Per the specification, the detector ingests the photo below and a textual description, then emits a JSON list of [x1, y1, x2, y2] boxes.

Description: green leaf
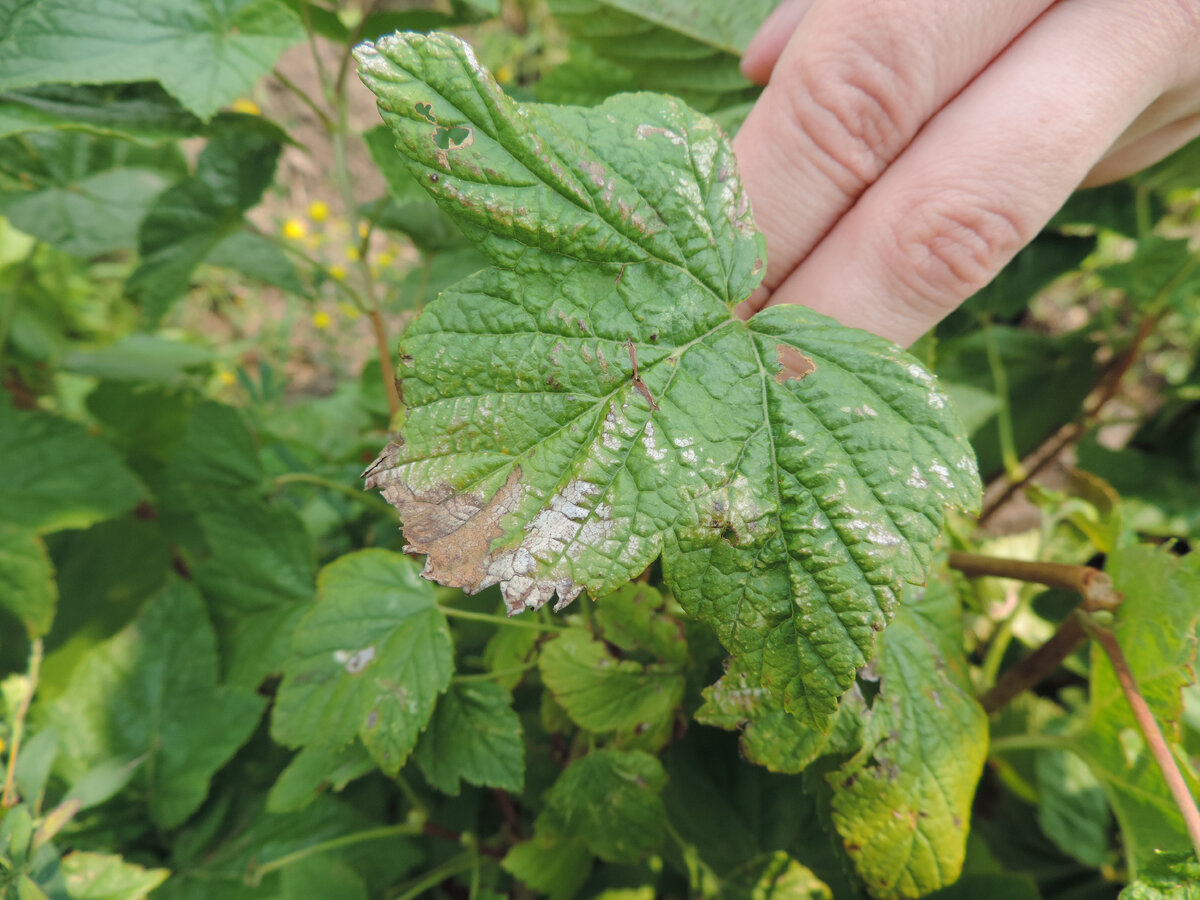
[[0, 523, 57, 637], [357, 32, 980, 731], [0, 83, 204, 142], [266, 742, 375, 813], [2, 168, 170, 257], [413, 681, 524, 795], [62, 335, 215, 382], [272, 549, 453, 774], [126, 129, 282, 321], [538, 627, 684, 744], [0, 399, 141, 535], [1034, 742, 1112, 868], [502, 831, 593, 900], [206, 230, 306, 295], [0, 0, 304, 120], [1098, 237, 1200, 313], [546, 0, 770, 114], [829, 579, 988, 900], [1122, 851, 1200, 899], [541, 748, 667, 864], [59, 852, 169, 900], [1072, 545, 1200, 876], [731, 852, 833, 900], [38, 579, 266, 827]]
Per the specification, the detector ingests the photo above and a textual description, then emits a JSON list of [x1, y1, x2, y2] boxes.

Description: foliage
[[1, 2, 1199, 900]]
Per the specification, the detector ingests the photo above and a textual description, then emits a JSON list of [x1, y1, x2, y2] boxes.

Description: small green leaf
[[829, 579, 988, 899], [39, 579, 266, 827], [206, 230, 306, 296], [0, 83, 204, 142], [271, 549, 453, 774], [59, 851, 169, 900], [0, 0, 304, 120], [1035, 743, 1112, 868], [266, 743, 375, 813], [0, 399, 141, 535], [539, 628, 684, 743], [502, 831, 593, 900], [413, 681, 524, 795], [0, 523, 57, 637], [541, 748, 667, 864], [357, 32, 979, 732]]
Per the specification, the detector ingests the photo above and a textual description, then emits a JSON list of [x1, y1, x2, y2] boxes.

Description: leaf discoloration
[[774, 344, 816, 384]]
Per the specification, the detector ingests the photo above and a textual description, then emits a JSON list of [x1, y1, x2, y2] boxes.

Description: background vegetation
[[1, 2, 1199, 899]]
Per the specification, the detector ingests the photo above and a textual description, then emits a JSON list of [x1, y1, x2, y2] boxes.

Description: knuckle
[[881, 188, 1033, 314], [771, 31, 917, 191]]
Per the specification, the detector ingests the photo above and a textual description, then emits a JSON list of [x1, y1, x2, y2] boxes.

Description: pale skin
[[733, 0, 1200, 346]]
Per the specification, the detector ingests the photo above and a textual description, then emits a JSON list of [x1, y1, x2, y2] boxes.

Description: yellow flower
[[312, 310, 333, 330], [495, 65, 514, 84], [338, 301, 361, 320], [376, 249, 395, 267], [308, 200, 330, 222], [216, 369, 237, 387], [231, 98, 261, 116], [345, 245, 360, 262], [328, 264, 347, 281], [357, 222, 369, 238], [282, 218, 307, 240]]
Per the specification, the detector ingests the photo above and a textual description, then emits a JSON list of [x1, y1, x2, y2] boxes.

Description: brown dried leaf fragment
[[774, 344, 816, 384]]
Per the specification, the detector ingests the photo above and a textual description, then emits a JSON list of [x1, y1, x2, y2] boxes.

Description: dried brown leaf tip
[[774, 344, 816, 384]]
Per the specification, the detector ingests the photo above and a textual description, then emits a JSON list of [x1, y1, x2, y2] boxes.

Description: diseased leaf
[[413, 681, 524, 795], [38, 579, 266, 827], [357, 32, 980, 730], [0, 523, 57, 637], [271, 549, 453, 774], [1072, 545, 1200, 877], [1122, 851, 1200, 899], [0, 0, 304, 120], [540, 748, 667, 864], [59, 851, 169, 900], [829, 579, 988, 899], [697, 654, 862, 774], [0, 398, 141, 535]]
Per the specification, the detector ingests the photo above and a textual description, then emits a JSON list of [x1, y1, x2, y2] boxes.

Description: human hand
[[734, 0, 1200, 346]]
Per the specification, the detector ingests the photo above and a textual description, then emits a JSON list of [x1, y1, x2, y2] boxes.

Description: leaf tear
[[774, 344, 816, 383]]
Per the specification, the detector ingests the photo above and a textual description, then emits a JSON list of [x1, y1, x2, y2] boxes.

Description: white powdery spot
[[333, 646, 376, 675], [681, 448, 697, 464], [855, 405, 878, 418], [642, 421, 667, 462], [906, 466, 929, 489], [673, 436, 695, 448], [635, 124, 686, 146], [844, 519, 903, 548], [906, 363, 934, 384], [928, 391, 947, 409], [929, 460, 955, 489]]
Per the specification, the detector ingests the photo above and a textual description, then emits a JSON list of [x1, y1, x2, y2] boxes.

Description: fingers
[[761, 0, 1199, 346], [741, 0, 815, 85], [734, 0, 1056, 302]]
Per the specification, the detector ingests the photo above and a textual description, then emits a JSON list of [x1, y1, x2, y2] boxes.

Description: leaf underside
[[356, 32, 980, 729]]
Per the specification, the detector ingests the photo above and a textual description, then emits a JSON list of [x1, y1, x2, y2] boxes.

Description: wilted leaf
[[60, 851, 169, 900], [357, 32, 979, 730], [271, 549, 453, 774], [829, 580, 988, 899]]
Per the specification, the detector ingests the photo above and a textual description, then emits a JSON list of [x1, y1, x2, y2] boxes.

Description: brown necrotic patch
[[774, 344, 816, 384]]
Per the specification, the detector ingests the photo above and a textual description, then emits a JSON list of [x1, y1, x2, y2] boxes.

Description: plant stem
[[980, 615, 1087, 714], [949, 552, 1122, 712], [1087, 622, 1200, 862], [453, 661, 538, 683], [437, 606, 560, 633], [250, 822, 423, 883], [389, 853, 474, 900], [271, 68, 334, 131], [988, 732, 1072, 755], [274, 471, 395, 516], [948, 552, 1121, 608], [2, 639, 44, 807]]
